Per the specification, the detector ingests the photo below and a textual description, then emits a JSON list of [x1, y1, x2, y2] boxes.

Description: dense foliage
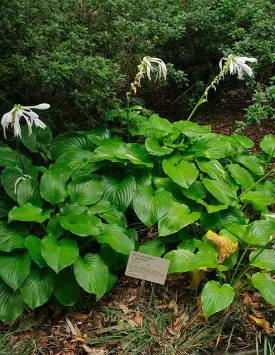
[[1, 0, 274, 129], [0, 111, 274, 323]]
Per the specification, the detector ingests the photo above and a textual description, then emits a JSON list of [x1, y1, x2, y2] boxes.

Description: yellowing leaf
[[249, 315, 271, 334], [206, 230, 238, 263]]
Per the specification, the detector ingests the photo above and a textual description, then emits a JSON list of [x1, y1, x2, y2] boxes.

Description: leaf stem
[[230, 245, 249, 286], [239, 167, 275, 199], [126, 94, 131, 143]]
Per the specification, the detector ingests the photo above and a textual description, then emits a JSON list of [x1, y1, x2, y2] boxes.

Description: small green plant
[[245, 78, 275, 125]]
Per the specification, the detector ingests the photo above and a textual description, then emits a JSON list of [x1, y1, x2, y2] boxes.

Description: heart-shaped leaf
[[9, 203, 53, 223], [25, 235, 46, 267], [189, 250, 219, 270], [89, 200, 112, 214], [115, 143, 153, 167], [0, 252, 31, 290], [0, 221, 28, 252], [16, 178, 42, 206], [163, 158, 198, 189], [73, 253, 109, 300], [0, 192, 14, 218], [252, 272, 275, 305], [100, 209, 127, 228], [158, 202, 200, 236], [236, 155, 264, 176], [40, 170, 68, 205], [145, 138, 173, 156], [103, 175, 136, 212], [0, 147, 21, 168], [250, 250, 275, 271], [53, 268, 80, 306], [68, 174, 104, 205], [96, 224, 135, 255], [41, 235, 79, 273], [191, 134, 231, 159], [201, 281, 235, 317], [141, 114, 173, 138], [21, 266, 56, 309], [201, 178, 237, 206], [138, 239, 166, 257], [227, 164, 255, 190], [260, 134, 275, 156], [60, 212, 101, 237], [21, 125, 52, 153], [1, 166, 24, 200], [47, 216, 64, 238], [0, 279, 24, 324], [164, 249, 194, 272], [133, 186, 173, 226]]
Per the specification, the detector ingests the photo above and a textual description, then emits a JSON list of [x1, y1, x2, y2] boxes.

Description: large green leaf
[[73, 253, 109, 300], [138, 239, 165, 257], [40, 170, 68, 205], [260, 134, 275, 156], [0, 279, 24, 324], [100, 209, 127, 228], [0, 192, 14, 218], [191, 134, 231, 159], [227, 135, 254, 150], [51, 132, 93, 160], [96, 224, 135, 255], [162, 157, 198, 189], [53, 268, 80, 306], [85, 128, 111, 144], [164, 249, 194, 273], [68, 174, 104, 205], [174, 121, 211, 137], [182, 181, 206, 201], [93, 138, 124, 162], [89, 200, 112, 214], [103, 175, 136, 212], [0, 252, 31, 290], [133, 186, 173, 226], [189, 250, 219, 270], [201, 178, 237, 206], [16, 178, 42, 206], [197, 199, 228, 214], [141, 114, 173, 138], [115, 143, 153, 167], [158, 202, 200, 236], [9, 203, 52, 223], [1, 166, 24, 200], [25, 235, 46, 267], [201, 281, 235, 317], [197, 160, 226, 180], [145, 138, 173, 156], [41, 235, 79, 273], [0, 221, 28, 252], [227, 164, 255, 190], [252, 272, 275, 305], [250, 250, 275, 271], [21, 266, 56, 309], [240, 191, 275, 210], [21, 125, 52, 153], [60, 212, 101, 237], [0, 147, 21, 167], [236, 155, 264, 176], [47, 216, 64, 238]]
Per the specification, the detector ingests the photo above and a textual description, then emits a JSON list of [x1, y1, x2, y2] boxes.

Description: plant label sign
[[125, 251, 170, 285]]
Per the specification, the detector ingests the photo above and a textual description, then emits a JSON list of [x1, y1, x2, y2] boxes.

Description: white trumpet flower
[[219, 54, 257, 80], [1, 103, 50, 139], [142, 56, 167, 81]]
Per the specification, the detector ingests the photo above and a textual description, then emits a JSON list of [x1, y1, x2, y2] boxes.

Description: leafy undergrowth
[[1, 277, 274, 355]]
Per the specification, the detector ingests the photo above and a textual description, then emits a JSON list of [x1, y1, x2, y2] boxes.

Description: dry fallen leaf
[[135, 311, 143, 328], [168, 299, 178, 316], [149, 325, 158, 336], [190, 270, 204, 288], [65, 317, 78, 336], [173, 313, 190, 331], [206, 230, 238, 263], [118, 303, 130, 315], [71, 337, 86, 343], [82, 344, 107, 354], [249, 315, 272, 334]]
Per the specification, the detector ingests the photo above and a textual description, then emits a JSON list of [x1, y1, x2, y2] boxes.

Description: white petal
[[34, 118, 46, 129], [146, 64, 152, 81], [23, 103, 50, 110], [22, 114, 33, 135], [13, 113, 22, 138], [22, 109, 39, 119], [219, 58, 224, 71], [239, 63, 253, 77]]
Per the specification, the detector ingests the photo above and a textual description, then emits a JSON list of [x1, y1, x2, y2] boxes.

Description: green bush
[[0, 105, 275, 323]]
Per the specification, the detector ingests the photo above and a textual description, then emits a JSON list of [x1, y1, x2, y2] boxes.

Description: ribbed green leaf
[[145, 138, 173, 156], [89, 200, 112, 214], [47, 216, 64, 238], [0, 221, 28, 252], [0, 252, 31, 290], [163, 158, 198, 189], [202, 281, 235, 317], [21, 266, 56, 309], [21, 125, 52, 153], [236, 155, 264, 175], [174, 121, 211, 137], [250, 250, 275, 271], [0, 192, 14, 218], [103, 175, 136, 212], [16, 178, 42, 206], [232, 220, 275, 246], [96, 224, 135, 255], [201, 178, 237, 206], [241, 191, 275, 209], [141, 114, 173, 138], [115, 143, 153, 167], [138, 239, 165, 257], [93, 138, 124, 162], [60, 212, 101, 237], [182, 181, 206, 201], [260, 134, 275, 156], [25, 235, 46, 267], [227, 135, 254, 150], [73, 253, 109, 300], [85, 128, 111, 144], [197, 159, 225, 180], [0, 279, 24, 324], [158, 202, 200, 236], [0, 147, 21, 167], [197, 199, 228, 213], [252, 273, 275, 305], [191, 134, 231, 159], [41, 235, 79, 273], [9, 203, 53, 223], [68, 174, 104, 206], [133, 186, 173, 226], [53, 268, 80, 306], [189, 250, 219, 270], [100, 209, 127, 228], [40, 170, 68, 205], [227, 164, 255, 190], [1, 166, 24, 200], [164, 249, 194, 273]]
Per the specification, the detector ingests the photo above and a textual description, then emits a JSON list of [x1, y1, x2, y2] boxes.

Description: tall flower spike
[[219, 54, 257, 80], [142, 56, 167, 81], [1, 103, 50, 139]]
